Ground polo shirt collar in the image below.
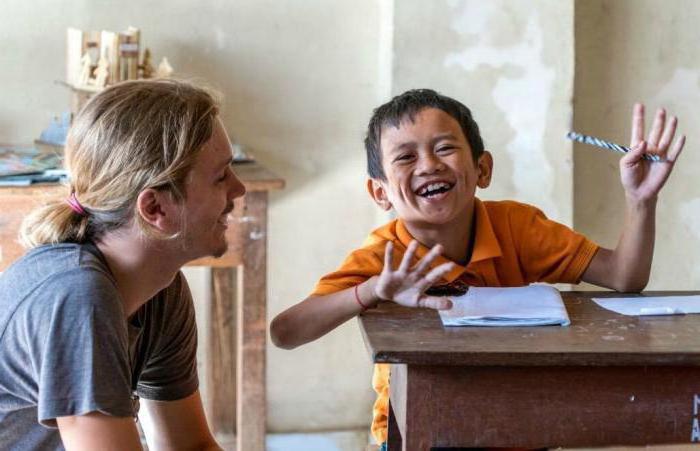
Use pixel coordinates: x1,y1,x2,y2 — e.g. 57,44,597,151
470,197,502,263
395,198,502,282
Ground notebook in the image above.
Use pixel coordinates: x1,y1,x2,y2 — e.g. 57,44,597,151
438,285,570,327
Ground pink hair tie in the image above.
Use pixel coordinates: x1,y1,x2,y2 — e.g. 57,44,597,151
66,192,87,216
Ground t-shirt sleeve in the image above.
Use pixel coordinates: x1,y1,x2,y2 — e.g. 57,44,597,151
515,205,599,284
311,247,385,296
136,272,198,401
35,269,133,427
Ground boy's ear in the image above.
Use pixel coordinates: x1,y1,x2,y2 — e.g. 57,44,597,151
476,150,494,189
136,188,181,233
366,178,392,211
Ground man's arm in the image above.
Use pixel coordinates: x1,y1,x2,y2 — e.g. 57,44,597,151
138,390,221,451
57,413,143,450
582,104,685,292
56,391,219,451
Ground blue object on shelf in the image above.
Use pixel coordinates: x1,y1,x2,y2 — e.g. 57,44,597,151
39,111,72,146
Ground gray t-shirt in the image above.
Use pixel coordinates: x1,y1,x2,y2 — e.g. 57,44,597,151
0,242,198,450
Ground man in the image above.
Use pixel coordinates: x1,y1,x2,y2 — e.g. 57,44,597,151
0,79,245,450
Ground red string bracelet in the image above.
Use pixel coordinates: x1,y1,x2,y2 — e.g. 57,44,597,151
354,284,370,311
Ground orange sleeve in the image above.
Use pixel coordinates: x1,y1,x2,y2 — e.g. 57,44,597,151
311,246,385,296
515,205,599,284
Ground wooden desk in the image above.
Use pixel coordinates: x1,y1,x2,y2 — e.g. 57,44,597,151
0,162,284,451
359,292,700,450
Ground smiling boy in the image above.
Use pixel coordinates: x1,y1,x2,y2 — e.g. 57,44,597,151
270,89,685,445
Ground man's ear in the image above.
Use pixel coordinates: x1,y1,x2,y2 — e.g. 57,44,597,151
366,178,392,211
136,188,181,232
476,150,494,189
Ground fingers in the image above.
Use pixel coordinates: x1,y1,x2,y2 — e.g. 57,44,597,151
621,140,647,168
383,241,395,272
398,240,418,273
657,115,677,153
394,240,445,277
630,103,645,147
646,108,666,149
417,295,453,311
667,134,686,163
412,243,444,276
414,261,455,292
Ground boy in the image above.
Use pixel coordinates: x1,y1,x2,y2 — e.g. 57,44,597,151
270,89,685,445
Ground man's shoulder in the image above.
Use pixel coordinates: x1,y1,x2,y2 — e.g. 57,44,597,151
3,241,110,274
144,270,193,320
0,243,118,316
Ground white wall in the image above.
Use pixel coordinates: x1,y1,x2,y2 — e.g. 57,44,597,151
393,0,574,225
574,0,700,290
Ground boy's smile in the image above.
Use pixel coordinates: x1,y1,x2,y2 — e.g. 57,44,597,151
369,107,492,234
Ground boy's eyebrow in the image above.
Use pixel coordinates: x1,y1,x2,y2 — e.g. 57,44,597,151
431,133,459,144
389,133,460,154
392,141,417,153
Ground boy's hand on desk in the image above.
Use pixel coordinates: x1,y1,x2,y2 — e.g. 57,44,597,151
620,103,685,204
374,240,454,310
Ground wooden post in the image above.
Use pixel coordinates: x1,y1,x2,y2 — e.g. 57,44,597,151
207,267,237,434
236,191,268,451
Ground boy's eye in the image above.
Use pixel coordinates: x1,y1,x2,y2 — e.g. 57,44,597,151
437,146,456,153
393,154,414,163
217,171,228,182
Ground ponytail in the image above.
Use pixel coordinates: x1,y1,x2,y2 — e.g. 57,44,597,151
19,197,90,248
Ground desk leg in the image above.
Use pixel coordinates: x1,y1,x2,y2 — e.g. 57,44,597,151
236,191,268,451
389,364,433,451
387,401,402,451
208,268,237,435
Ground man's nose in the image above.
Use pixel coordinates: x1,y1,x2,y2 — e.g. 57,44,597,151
229,172,246,199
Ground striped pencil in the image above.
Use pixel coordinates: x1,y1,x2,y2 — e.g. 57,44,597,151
567,132,662,162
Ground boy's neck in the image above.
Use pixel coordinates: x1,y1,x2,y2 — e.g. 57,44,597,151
403,204,475,266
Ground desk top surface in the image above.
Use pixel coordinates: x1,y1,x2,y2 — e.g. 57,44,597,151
0,161,284,194
358,291,700,367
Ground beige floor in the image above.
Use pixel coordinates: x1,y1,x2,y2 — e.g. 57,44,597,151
216,430,700,450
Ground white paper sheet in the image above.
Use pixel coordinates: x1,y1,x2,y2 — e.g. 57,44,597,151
592,295,700,316
438,285,570,327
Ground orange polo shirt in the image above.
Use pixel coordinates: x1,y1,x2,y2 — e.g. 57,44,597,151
311,198,599,444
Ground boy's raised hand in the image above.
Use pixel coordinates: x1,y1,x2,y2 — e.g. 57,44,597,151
620,103,686,202
374,240,454,310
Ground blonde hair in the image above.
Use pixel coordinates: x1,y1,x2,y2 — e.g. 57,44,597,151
20,79,220,248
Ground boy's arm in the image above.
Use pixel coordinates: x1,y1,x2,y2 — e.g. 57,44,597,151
270,241,454,349
582,104,685,292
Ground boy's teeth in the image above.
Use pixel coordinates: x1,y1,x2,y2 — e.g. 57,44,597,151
418,182,450,195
